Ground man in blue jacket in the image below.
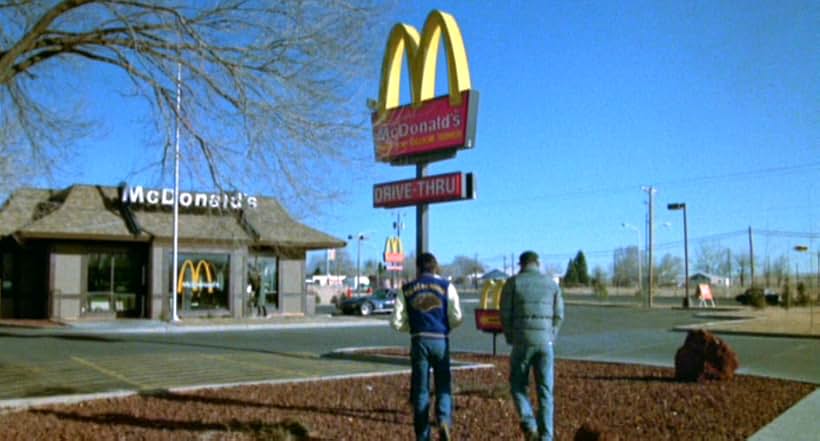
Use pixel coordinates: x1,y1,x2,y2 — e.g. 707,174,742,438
391,252,463,441
500,251,564,441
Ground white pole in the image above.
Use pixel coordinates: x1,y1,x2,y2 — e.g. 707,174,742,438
171,61,182,322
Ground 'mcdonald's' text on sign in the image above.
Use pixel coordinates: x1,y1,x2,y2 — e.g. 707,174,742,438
373,172,475,208
372,10,478,164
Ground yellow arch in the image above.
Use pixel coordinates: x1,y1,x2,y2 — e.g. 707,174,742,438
480,279,505,309
384,236,404,255
377,10,472,114
177,259,215,294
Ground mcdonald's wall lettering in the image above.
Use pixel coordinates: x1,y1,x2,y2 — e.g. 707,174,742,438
371,10,479,164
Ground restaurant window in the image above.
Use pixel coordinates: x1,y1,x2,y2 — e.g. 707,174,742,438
1,253,14,314
248,256,278,312
86,251,143,316
172,253,230,311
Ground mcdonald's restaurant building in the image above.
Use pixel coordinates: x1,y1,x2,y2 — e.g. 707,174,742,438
0,184,344,321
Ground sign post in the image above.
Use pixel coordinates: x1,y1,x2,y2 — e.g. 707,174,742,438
370,10,479,258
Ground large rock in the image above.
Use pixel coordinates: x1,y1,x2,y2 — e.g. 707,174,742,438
574,422,619,440
674,329,739,382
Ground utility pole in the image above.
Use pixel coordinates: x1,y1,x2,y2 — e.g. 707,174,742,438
748,227,755,286
642,186,656,308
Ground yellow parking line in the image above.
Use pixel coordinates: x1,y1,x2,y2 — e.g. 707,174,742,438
70,356,148,389
199,353,308,377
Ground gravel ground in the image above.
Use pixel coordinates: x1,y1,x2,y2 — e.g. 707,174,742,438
0,352,814,441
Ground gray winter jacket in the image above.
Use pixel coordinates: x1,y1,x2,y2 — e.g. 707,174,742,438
500,264,564,346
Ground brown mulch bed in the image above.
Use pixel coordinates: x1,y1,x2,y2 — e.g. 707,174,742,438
0,352,814,440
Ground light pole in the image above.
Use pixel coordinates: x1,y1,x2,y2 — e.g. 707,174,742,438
794,245,814,330
667,203,690,309
621,223,643,301
348,234,367,290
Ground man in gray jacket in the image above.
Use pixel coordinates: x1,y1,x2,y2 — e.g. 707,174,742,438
500,251,564,441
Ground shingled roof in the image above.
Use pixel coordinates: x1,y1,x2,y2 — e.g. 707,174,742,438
0,185,344,249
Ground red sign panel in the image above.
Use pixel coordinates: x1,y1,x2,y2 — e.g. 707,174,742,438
372,90,478,164
373,173,475,208
475,309,503,333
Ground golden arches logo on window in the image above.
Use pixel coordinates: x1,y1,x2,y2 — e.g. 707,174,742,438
177,259,216,294
376,10,471,114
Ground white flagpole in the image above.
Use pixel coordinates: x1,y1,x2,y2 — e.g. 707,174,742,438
171,60,182,322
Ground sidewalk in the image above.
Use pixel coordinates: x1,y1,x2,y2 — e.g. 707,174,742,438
0,313,388,334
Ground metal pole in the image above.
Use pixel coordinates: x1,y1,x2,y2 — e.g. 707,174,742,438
356,236,361,290
748,226,755,286
683,205,689,308
416,163,429,257
170,61,182,322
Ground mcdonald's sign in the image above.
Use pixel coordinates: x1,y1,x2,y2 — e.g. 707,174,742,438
383,236,405,271
372,10,479,164
177,259,217,294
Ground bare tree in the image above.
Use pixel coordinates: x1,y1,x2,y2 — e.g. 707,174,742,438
656,253,682,287
0,0,386,208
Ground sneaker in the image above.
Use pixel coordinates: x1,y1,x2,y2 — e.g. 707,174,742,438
439,422,451,441
524,430,539,441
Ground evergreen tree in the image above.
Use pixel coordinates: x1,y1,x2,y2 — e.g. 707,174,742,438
563,258,578,286
574,250,590,286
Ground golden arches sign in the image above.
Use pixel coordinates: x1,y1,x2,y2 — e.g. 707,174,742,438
371,9,478,164
376,10,472,114
383,236,405,264
177,259,215,294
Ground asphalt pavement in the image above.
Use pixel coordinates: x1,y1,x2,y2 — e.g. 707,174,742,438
0,301,817,440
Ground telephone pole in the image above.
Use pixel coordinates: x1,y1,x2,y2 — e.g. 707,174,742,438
642,186,656,308
748,226,755,286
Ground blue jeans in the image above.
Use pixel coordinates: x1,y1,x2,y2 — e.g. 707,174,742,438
509,342,554,441
410,336,452,441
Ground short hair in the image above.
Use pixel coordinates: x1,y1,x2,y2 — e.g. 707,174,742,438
417,252,439,273
519,251,539,266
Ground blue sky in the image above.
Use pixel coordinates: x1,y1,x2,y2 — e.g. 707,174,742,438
37,1,819,274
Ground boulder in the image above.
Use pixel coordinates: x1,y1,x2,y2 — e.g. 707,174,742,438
674,329,739,382
574,422,619,440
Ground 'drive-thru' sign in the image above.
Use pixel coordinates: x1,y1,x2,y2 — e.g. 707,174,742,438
373,172,475,208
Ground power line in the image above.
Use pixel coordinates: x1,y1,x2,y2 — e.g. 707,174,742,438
480,161,820,207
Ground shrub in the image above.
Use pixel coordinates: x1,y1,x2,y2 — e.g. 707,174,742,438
593,281,608,300
795,282,809,306
782,284,791,309
745,287,766,309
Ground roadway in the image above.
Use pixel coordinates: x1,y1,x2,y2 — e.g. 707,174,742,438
0,301,817,406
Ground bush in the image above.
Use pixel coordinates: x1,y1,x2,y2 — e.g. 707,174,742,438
593,281,608,300
795,282,809,306
782,284,791,308
746,287,766,309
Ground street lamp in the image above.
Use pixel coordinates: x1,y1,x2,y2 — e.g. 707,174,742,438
347,233,367,290
621,223,643,301
794,245,814,330
667,203,690,309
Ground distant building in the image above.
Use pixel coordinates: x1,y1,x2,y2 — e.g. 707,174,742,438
480,269,509,281
690,272,731,287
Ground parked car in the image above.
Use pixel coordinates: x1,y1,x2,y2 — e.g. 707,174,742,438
337,288,398,316
735,288,780,306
